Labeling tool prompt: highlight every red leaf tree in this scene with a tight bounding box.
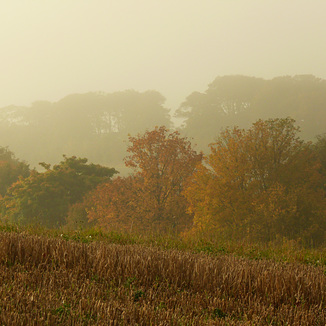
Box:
[85,126,202,233]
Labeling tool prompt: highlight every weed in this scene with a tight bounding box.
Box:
[52,302,71,316]
[124,277,137,289]
[133,290,145,302]
[212,308,227,319]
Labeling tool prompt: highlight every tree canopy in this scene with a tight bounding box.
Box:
[84,126,202,233]
[176,75,326,152]
[0,156,117,228]
[185,118,326,245]
[0,146,30,197]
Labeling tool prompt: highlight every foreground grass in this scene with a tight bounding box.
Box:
[2,222,326,267]
[0,226,325,325]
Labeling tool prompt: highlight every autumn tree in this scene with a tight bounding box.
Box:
[0,156,117,228]
[314,133,326,177]
[83,126,202,233]
[125,126,202,232]
[0,146,30,197]
[81,176,141,232]
[185,118,326,245]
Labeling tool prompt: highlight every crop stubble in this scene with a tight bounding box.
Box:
[0,232,325,325]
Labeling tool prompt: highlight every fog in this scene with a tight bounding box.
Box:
[1,0,326,112]
[2,1,326,246]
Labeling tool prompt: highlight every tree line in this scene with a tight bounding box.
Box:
[1,117,326,246]
[177,74,326,149]
[1,75,326,175]
[0,90,170,174]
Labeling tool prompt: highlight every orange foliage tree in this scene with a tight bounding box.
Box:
[185,118,326,244]
[83,176,141,232]
[84,126,202,233]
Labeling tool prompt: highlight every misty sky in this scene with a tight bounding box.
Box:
[1,0,326,112]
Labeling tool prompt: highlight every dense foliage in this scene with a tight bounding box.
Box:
[1,118,326,246]
[0,146,30,197]
[185,118,326,245]
[0,156,117,228]
[83,127,202,233]
[1,75,326,246]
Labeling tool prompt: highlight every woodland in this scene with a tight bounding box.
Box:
[1,75,326,246]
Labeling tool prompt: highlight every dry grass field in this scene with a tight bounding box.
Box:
[0,229,325,325]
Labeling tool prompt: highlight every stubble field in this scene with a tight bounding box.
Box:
[0,229,325,325]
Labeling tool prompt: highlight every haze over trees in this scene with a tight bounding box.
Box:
[1,75,326,245]
[0,90,170,173]
[176,75,326,151]
[0,117,326,245]
[0,75,326,174]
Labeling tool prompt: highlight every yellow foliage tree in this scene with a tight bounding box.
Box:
[185,118,326,244]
